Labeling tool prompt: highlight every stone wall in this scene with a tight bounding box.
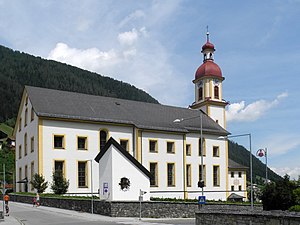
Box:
[195,210,300,225]
[11,194,262,218]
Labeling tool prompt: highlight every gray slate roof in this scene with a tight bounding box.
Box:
[227,193,245,199]
[94,137,152,178]
[26,86,229,135]
[228,159,248,170]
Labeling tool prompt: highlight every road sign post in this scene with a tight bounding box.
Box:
[198,195,206,210]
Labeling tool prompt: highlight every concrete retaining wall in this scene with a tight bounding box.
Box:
[195,210,300,225]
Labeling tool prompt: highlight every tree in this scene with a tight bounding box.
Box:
[261,174,296,210]
[30,173,48,193]
[50,170,69,194]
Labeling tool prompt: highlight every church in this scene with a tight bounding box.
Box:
[14,32,247,201]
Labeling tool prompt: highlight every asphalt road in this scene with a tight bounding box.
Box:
[8,202,195,225]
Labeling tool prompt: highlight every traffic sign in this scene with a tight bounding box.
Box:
[198,196,206,204]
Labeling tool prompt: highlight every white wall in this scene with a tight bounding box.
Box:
[228,170,247,200]
[185,134,227,200]
[98,145,150,201]
[15,95,39,192]
[98,149,112,200]
[209,105,225,128]
[142,131,184,199]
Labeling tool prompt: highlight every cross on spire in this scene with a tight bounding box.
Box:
[206,26,209,42]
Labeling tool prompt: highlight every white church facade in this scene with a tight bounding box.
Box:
[14,33,247,201]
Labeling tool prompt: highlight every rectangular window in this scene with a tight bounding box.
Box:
[31,161,34,191]
[186,164,191,187]
[213,165,220,187]
[231,185,234,191]
[30,137,34,153]
[77,136,87,150]
[54,161,64,174]
[24,108,28,127]
[19,145,22,159]
[150,162,158,187]
[167,141,175,153]
[24,133,27,156]
[186,144,191,156]
[213,146,219,157]
[199,138,206,156]
[167,163,175,187]
[120,139,129,151]
[31,107,34,121]
[78,161,87,187]
[199,165,206,187]
[231,171,234,178]
[149,140,157,153]
[54,135,65,149]
[19,117,22,132]
[25,96,28,105]
[238,172,242,178]
[239,185,242,191]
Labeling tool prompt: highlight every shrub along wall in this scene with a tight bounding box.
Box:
[11,194,262,218]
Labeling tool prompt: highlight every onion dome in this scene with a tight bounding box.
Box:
[201,41,215,52]
[195,29,223,80]
[195,61,222,79]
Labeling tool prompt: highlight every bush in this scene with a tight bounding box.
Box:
[30,173,48,193]
[261,174,296,210]
[289,205,300,212]
[50,170,69,194]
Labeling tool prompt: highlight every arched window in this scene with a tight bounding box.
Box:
[214,86,219,99]
[198,87,203,101]
[100,130,107,150]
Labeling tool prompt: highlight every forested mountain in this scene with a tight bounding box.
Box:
[0,45,158,123]
[229,141,282,183]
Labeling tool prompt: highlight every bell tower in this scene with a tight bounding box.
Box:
[190,30,228,128]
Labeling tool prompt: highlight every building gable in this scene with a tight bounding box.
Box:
[95,137,152,179]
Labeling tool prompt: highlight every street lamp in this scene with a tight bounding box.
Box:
[218,133,253,210]
[257,148,268,183]
[173,113,204,199]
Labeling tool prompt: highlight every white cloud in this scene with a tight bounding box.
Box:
[271,167,300,180]
[118,27,147,46]
[226,92,288,122]
[47,43,120,72]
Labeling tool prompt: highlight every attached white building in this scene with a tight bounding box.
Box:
[95,137,151,201]
[14,33,246,201]
[227,159,248,201]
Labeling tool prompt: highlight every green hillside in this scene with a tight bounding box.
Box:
[229,140,282,183]
[0,45,158,123]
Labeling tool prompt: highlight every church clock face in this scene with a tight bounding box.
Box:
[197,81,203,88]
[213,79,219,86]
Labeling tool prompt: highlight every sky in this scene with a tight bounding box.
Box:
[0,0,299,179]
